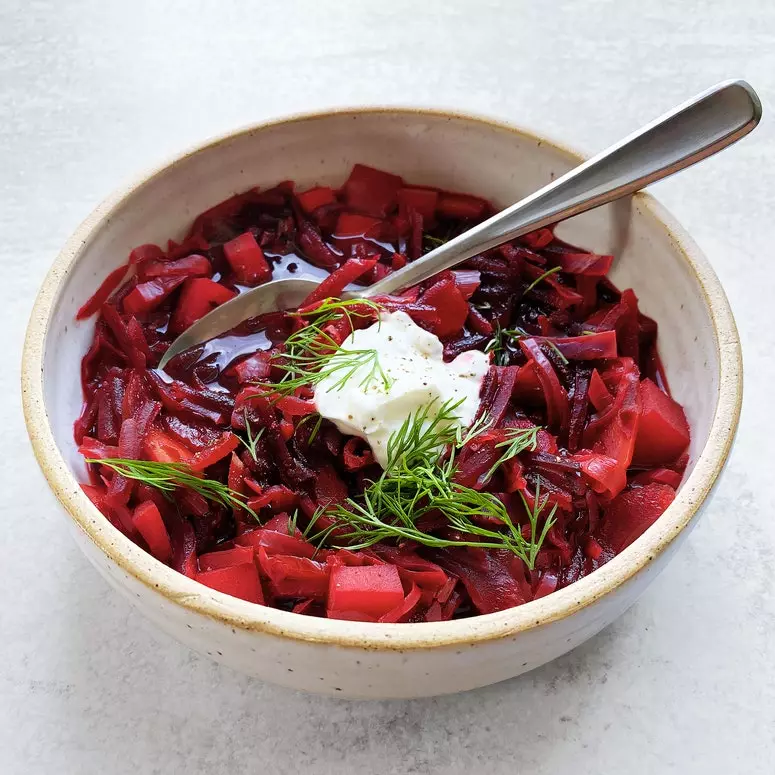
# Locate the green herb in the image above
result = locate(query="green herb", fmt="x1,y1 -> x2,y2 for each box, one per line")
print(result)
485,324 -> 528,367
87,458 -> 258,520
285,298 -> 382,359
296,411 -> 325,443
483,425 -> 541,484
262,298 -> 392,397
519,481 -> 558,569
239,409 -> 264,462
546,340 -> 569,365
288,509 -> 299,536
383,397 -> 468,472
310,399 -> 554,568
524,265 -> 562,294
268,347 -> 392,396
423,234 -> 448,249
485,324 -> 568,367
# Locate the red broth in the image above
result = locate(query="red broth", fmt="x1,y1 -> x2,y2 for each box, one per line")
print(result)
75,164 -> 690,622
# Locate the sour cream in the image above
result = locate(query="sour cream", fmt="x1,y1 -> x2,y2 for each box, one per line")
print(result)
313,310 -> 489,467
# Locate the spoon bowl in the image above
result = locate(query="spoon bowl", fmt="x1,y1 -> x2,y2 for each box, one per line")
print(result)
161,277 -> 319,367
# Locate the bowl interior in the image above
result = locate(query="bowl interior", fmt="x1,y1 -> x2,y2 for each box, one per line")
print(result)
43,110 -> 719,490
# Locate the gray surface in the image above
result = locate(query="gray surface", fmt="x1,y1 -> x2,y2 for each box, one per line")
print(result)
2,1 -> 774,773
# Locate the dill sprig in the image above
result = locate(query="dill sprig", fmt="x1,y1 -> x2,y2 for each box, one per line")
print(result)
423,234 -> 448,250
297,411 -> 324,443
485,324 -> 568,366
524,265 -> 562,293
311,399 -> 555,568
270,347 -> 392,396
519,481 -> 558,569
88,458 -> 258,520
485,324 -> 528,367
545,340 -> 569,364
285,298 -> 382,360
262,298 -> 393,397
483,425 -> 541,484
239,409 -> 264,462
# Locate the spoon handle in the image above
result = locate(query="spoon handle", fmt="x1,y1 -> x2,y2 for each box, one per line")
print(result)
360,79 -> 761,299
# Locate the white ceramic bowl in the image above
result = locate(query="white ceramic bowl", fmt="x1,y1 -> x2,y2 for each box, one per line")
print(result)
21,109 -> 741,699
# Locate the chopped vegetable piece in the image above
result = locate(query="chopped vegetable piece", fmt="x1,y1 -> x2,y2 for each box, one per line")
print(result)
436,192 -> 489,220
343,164 -> 403,217
397,186 -> 438,222
258,548 -> 329,599
123,276 -> 187,316
327,564 -> 405,621
297,186 -> 337,214
419,277 -> 469,338
223,232 -> 272,286
197,563 -> 264,604
596,484 -> 676,552
198,545 -> 254,571
632,378 -> 691,466
170,278 -> 236,334
132,501 -> 172,562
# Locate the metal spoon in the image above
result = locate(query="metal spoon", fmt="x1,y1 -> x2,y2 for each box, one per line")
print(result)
159,79 -> 760,369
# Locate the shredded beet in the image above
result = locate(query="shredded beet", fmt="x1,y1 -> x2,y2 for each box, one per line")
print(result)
74,164 -> 691,621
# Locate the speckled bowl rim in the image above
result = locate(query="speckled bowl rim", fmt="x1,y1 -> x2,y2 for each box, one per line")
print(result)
21,107 -> 742,650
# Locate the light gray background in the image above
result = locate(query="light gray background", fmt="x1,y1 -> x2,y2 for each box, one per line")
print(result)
2,1 -> 773,773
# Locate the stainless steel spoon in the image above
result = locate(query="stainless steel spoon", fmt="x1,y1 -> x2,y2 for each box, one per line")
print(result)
159,79 -> 760,369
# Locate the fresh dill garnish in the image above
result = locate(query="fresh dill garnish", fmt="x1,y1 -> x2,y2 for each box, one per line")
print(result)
269,347 -> 393,396
310,399 -> 554,568
297,411 -> 324,443
485,324 -> 568,366
262,298 -> 393,397
455,410 -> 493,447
288,509 -> 299,536
546,340 -> 569,365
87,458 -> 259,520
485,324 -> 528,367
524,265 -> 562,294
285,298 -> 382,359
239,409 -> 264,462
519,481 -> 558,569
483,425 -> 541,484
423,234 -> 448,249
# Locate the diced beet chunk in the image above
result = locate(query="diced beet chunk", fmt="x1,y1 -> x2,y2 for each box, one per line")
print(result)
198,545 -> 254,571
136,254 -> 211,282
223,232 -> 272,286
343,164 -> 403,218
298,186 -> 337,214
632,378 -> 690,466
419,277 -> 468,338
327,564 -> 404,621
397,186 -> 438,221
436,192 -> 489,220
123,276 -> 186,315
597,484 -> 676,552
170,278 -> 236,333
197,563 -> 264,604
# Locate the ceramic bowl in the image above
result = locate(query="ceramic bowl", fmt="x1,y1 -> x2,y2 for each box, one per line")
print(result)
21,109 -> 741,699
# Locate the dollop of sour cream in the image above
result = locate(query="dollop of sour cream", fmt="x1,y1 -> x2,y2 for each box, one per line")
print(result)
313,311 -> 490,468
